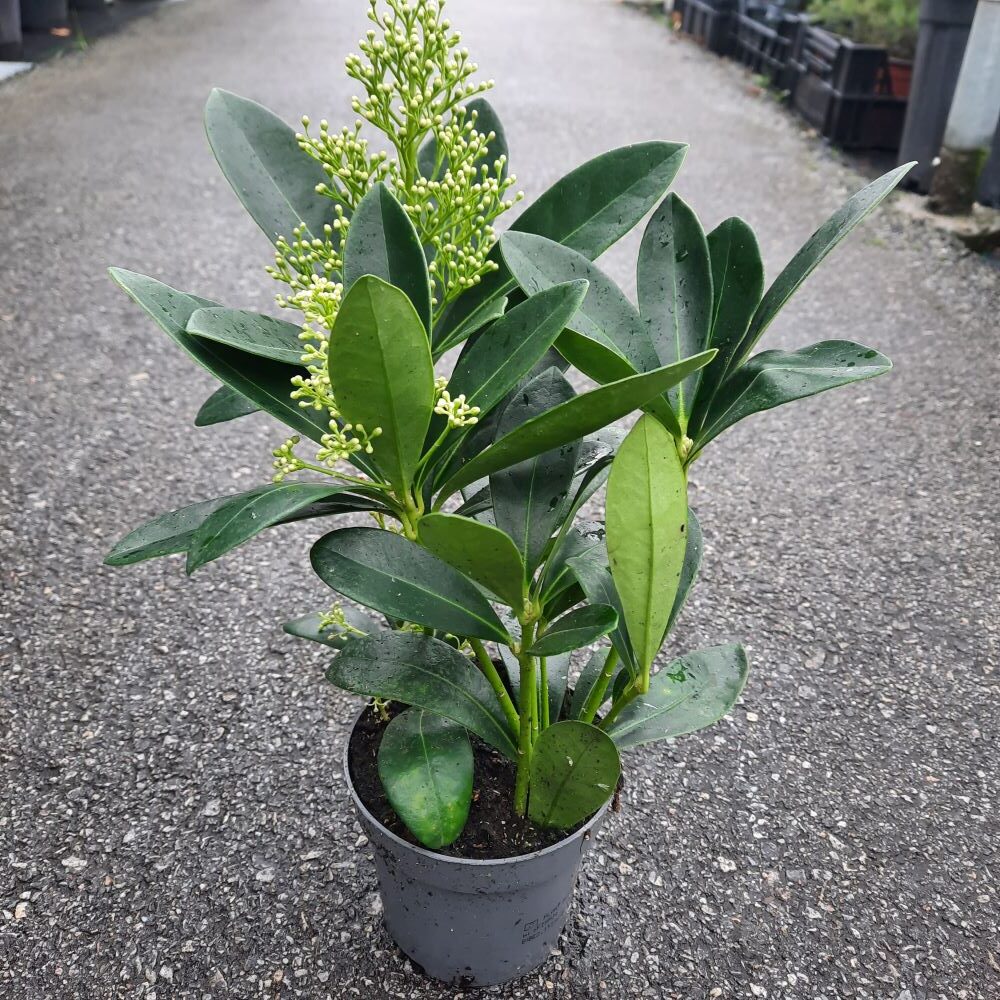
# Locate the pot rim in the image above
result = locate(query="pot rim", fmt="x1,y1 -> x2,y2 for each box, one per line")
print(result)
344,703 -> 610,869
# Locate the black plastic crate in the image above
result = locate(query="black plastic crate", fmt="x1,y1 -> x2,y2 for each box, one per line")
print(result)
731,9 -> 806,90
790,26 -> 907,151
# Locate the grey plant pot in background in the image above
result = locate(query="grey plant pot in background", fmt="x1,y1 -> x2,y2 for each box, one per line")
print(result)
345,712 -> 609,987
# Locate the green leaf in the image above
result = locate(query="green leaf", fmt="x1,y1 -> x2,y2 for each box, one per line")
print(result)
490,369 -> 581,572
636,194 -> 713,427
448,281 -> 589,420
664,507 -> 702,640
688,217 -> 764,437
186,483 -> 353,573
436,353 -> 714,501
204,88 -> 331,244
434,141 -> 688,349
501,232 -> 660,374
329,276 -> 435,492
195,384 -> 261,426
528,721 -> 620,829
607,644 -> 749,749
328,631 -> 517,758
311,527 -> 510,642
108,269 -> 331,446
104,495 -> 237,566
378,709 -> 473,849
528,604 -> 618,657
417,513 -> 526,608
606,415 -> 687,677
569,646 -> 627,720
282,605 -> 380,648
695,341 -> 892,451
732,163 -> 912,370
343,183 -> 432,333
540,521 -> 606,607
187,308 -> 304,365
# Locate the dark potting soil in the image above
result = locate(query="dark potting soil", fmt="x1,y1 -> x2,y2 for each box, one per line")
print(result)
348,701 -> 601,860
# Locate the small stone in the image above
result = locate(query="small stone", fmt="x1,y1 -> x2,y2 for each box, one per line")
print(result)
61,856 -> 87,872
14,901 -> 28,921
718,857 -> 737,873
750,986 -> 768,998
202,799 -> 221,817
255,866 -> 275,884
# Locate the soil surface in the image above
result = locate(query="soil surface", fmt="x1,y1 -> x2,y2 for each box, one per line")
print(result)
348,703 -> 587,860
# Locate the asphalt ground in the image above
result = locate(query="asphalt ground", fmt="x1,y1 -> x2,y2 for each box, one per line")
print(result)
1,0 -> 998,997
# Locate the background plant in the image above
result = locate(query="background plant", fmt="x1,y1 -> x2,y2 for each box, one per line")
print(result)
807,0 -> 919,60
105,0 -> 908,849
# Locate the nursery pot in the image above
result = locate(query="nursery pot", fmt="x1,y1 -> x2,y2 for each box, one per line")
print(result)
345,710 -> 609,987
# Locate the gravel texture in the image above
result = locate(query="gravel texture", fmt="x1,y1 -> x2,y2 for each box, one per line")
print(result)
1,0 -> 998,997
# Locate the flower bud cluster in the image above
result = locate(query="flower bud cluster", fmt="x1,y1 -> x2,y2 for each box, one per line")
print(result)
434,376 -> 480,428
318,602 -> 366,637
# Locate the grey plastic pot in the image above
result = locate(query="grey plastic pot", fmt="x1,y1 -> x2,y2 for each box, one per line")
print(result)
345,710 -> 609,987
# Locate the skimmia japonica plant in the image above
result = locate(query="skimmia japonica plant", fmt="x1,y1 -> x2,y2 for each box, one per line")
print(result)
106,0 -> 909,849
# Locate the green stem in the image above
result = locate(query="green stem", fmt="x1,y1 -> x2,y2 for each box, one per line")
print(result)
579,647 -> 620,724
513,619 -> 537,816
539,657 -> 549,729
598,676 -> 643,732
469,639 -> 519,736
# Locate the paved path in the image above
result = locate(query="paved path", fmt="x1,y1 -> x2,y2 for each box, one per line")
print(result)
1,0 -> 998,997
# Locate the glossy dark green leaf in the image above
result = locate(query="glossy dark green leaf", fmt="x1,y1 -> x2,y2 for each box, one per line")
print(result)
436,353 -> 714,501
664,507 -> 702,640
490,369 -> 580,572
378,708 -> 473,849
108,269 -> 332,446
343,183 -> 432,333
569,646 -> 628,720
688,217 -> 764,436
204,88 -> 331,243
608,643 -> 749,749
311,526 -> 509,642
695,341 -> 892,451
186,483 -> 352,573
187,307 -> 304,365
732,163 -> 912,369
528,720 -> 620,829
501,232 -> 660,374
637,194 -> 713,427
606,415 -> 688,676
195,384 -> 261,426
434,141 -> 688,350
104,495 -> 237,566
540,521 -> 607,610
329,276 -> 435,492
282,605 -> 380,648
417,512 -> 525,608
448,281 -> 589,420
567,548 -> 638,679
328,631 -> 517,758
528,604 -> 618,657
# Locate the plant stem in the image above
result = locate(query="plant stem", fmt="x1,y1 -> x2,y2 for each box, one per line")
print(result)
539,657 -> 549,729
598,676 -> 644,732
512,619 -> 537,816
579,647 -> 620,724
469,638 -> 519,735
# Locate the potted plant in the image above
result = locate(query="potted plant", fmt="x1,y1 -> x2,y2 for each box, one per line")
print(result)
105,0 -> 910,986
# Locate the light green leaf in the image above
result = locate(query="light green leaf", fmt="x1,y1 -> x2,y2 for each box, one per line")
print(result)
329,276 -> 435,492
187,308 -> 304,365
204,88 -> 332,244
606,415 -> 687,679
695,341 -> 892,451
418,512 -> 526,608
378,708 -> 473,850
195,384 -> 261,426
637,194 -> 713,427
436,353 -> 714,502
328,631 -> 517,758
608,643 -> 749,748
311,527 -> 510,643
528,720 -> 620,829
528,604 -> 619,657
343,183 -> 432,333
